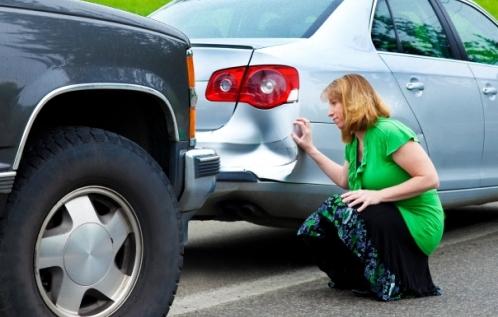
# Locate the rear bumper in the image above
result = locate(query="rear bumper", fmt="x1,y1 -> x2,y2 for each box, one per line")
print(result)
196,173 -> 342,221
178,148 -> 220,211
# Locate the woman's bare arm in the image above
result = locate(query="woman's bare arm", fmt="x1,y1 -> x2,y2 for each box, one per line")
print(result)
379,141 -> 439,201
305,148 -> 349,189
292,118 -> 349,189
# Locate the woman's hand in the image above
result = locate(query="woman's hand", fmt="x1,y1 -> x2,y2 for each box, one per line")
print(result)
341,190 -> 384,212
292,117 -> 316,153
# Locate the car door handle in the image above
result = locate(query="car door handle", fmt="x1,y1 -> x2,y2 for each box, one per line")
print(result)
406,82 -> 425,91
483,86 -> 497,96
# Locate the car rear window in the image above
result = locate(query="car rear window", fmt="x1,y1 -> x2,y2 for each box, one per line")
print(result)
151,0 -> 343,39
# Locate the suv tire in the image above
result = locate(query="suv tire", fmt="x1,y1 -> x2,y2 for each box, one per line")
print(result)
0,127 -> 182,316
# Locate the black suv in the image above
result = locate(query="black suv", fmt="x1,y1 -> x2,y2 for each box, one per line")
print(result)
0,1 -> 219,316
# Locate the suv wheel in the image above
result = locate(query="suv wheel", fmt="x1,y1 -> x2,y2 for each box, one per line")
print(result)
0,127 -> 182,316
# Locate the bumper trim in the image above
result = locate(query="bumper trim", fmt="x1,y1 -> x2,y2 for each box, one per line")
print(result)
179,149 -> 219,211
195,155 -> 220,178
0,171 -> 16,194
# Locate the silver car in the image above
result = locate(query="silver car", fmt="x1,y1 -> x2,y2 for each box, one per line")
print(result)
151,0 -> 498,226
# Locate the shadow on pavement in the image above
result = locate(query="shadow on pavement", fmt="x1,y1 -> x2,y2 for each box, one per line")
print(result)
184,224 -> 310,274
444,204 -> 498,233
181,204 -> 498,279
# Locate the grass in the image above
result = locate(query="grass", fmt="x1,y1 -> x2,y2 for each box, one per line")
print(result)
474,0 -> 498,20
84,0 -> 170,16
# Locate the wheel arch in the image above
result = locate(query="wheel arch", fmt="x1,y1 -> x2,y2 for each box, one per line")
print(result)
14,84 -> 179,176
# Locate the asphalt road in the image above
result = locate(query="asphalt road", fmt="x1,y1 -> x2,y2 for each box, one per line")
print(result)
169,204 -> 498,317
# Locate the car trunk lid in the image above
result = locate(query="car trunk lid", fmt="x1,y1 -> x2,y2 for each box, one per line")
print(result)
191,38 -> 300,130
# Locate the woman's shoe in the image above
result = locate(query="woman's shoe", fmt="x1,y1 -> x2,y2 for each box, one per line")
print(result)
327,280 -> 350,290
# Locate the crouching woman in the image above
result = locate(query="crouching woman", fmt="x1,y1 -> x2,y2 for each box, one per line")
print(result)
293,74 -> 443,301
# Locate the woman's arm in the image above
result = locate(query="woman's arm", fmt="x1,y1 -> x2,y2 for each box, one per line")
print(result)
292,118 -> 349,189
306,147 -> 350,189
341,141 -> 439,211
380,141 -> 439,201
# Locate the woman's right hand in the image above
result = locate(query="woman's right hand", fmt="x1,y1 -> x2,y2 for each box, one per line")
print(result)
292,117 -> 316,153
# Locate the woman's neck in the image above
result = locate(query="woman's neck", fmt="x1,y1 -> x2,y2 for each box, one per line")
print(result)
354,130 -> 365,142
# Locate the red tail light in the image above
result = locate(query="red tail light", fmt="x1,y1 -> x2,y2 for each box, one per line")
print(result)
205,65 -> 299,109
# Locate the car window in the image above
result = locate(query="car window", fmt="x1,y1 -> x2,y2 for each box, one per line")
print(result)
387,0 -> 452,58
151,0 -> 342,38
371,0 -> 398,52
440,0 -> 498,65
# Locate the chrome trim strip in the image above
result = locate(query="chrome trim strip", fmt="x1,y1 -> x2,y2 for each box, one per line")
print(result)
466,59 -> 498,69
377,50 -> 471,65
13,83 -> 179,170
378,50 -> 498,69
0,171 -> 16,178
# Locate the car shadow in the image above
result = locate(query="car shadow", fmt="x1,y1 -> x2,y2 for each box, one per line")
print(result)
444,204 -> 498,233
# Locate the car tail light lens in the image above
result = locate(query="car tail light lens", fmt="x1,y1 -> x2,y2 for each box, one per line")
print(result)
206,67 -> 246,103
206,65 -> 299,109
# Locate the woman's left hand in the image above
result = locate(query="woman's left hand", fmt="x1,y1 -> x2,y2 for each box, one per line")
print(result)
341,190 -> 383,212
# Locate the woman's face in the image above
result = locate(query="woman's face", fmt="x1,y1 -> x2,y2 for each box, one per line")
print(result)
328,98 -> 344,129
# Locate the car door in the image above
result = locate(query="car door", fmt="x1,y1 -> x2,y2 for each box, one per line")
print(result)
439,0 -> 498,187
377,0 -> 484,190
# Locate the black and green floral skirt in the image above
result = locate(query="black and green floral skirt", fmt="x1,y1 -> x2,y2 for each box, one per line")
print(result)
297,194 -> 441,301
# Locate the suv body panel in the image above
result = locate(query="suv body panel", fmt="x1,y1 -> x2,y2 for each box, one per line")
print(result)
0,1 -> 219,212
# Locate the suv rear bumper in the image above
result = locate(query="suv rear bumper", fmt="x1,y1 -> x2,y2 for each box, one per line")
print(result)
178,148 -> 220,211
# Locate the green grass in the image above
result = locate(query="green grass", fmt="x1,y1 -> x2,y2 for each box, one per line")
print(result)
475,0 -> 498,20
84,0 -> 170,16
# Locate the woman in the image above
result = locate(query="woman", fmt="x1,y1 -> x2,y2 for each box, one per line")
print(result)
292,74 -> 443,301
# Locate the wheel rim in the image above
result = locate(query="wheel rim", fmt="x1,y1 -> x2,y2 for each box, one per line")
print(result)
34,186 -> 143,317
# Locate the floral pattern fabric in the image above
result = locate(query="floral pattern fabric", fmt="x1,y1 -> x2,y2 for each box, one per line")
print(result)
298,194 -> 413,301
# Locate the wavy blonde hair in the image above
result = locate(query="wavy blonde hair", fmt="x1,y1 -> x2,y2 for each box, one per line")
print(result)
321,74 -> 391,143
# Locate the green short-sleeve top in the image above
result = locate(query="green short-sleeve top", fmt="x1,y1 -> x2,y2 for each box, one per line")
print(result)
344,117 -> 444,255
